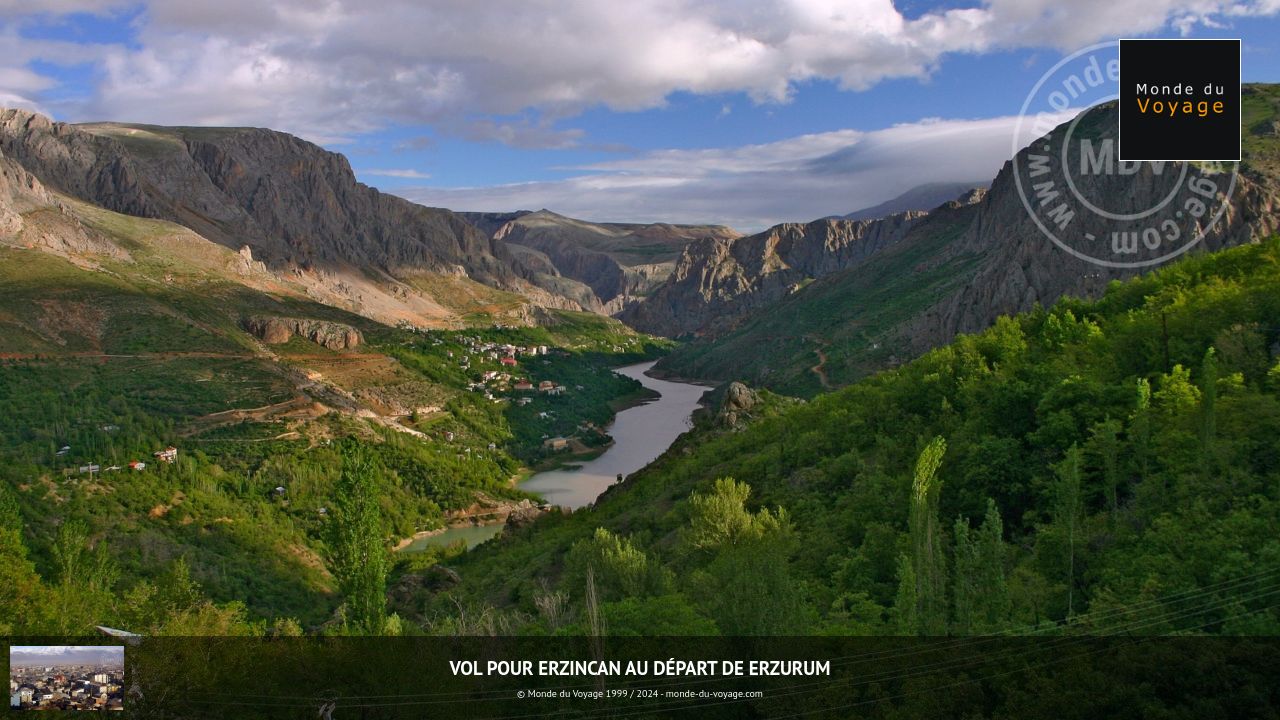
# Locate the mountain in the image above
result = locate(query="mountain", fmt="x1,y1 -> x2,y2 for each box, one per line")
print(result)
617,207 -> 943,338
837,181 -> 987,221
649,85 -> 1280,395
0,110 -> 592,327
10,646 -> 123,667
463,209 -> 740,313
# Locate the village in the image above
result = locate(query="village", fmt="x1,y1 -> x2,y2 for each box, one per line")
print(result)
404,331 -> 613,458
10,664 -> 124,711
59,444 -> 179,480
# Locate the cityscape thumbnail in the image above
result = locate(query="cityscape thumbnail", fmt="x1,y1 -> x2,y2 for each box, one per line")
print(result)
9,646 -> 124,711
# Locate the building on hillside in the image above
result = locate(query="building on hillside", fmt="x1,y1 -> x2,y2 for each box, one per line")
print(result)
543,437 -> 569,452
514,380 -> 533,391
128,461 -> 146,471
500,356 -> 517,367
154,447 -> 178,463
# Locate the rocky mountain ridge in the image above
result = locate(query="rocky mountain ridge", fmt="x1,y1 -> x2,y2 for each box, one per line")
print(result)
0,111 -> 517,281
471,209 -> 741,313
619,205 -> 939,338
837,180 -> 986,221
0,109 -> 598,328
651,88 -> 1280,394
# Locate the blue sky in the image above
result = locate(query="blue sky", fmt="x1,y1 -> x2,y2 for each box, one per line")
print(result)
2,1 -> 1279,229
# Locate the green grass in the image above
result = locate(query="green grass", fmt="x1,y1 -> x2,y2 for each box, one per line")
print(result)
1242,84 -> 1280,177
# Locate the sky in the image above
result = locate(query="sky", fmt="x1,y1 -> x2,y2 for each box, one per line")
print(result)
9,645 -> 123,667
2,1 -> 1280,231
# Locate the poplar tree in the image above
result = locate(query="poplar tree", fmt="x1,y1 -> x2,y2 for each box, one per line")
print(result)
1090,419 -> 1123,523
1199,346 -> 1218,476
329,450 -> 389,634
910,436 -> 947,635
1053,445 -> 1084,617
894,553 -> 917,635
952,499 -> 1009,633
1131,377 -> 1152,481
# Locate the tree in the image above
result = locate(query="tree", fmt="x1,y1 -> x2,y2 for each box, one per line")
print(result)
1088,419 -> 1123,523
1130,377 -> 1152,481
909,436 -> 948,635
565,528 -> 667,601
328,450 -> 389,634
682,478 -> 802,634
1199,346 -> 1218,476
0,525 -> 52,634
1052,445 -> 1085,617
894,553 -> 917,635
49,519 -> 116,635
953,499 -> 1010,634
682,477 -> 787,551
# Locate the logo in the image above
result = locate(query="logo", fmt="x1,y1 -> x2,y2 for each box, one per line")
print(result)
1013,41 -> 1238,269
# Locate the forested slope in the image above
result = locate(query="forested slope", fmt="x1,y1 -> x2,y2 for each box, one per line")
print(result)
425,237 -> 1280,637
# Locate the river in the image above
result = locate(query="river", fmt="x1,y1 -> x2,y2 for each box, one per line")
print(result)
400,360 -> 708,553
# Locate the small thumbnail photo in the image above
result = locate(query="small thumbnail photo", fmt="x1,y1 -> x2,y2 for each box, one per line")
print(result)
9,646 -> 124,711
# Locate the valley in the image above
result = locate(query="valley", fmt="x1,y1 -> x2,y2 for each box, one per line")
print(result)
1,87 -> 1278,645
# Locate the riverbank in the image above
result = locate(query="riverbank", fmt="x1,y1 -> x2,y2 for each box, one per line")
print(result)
393,496 -> 545,551
519,361 -> 711,509
399,361 -> 710,552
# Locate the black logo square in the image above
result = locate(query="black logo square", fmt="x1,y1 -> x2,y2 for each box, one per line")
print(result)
1119,39 -> 1240,161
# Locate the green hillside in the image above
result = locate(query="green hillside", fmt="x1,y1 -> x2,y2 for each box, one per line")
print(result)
423,237 -> 1280,637
0,200 -> 670,633
657,213 -> 980,396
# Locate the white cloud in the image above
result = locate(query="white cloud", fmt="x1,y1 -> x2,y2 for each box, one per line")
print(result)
358,168 -> 431,179
2,0 -> 1274,143
397,111 -> 1075,231
446,118 -> 585,150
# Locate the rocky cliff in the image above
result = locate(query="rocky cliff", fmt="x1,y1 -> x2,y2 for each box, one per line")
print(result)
896,99 -> 1280,361
620,209 -> 930,338
243,316 -> 364,350
0,146 -> 122,259
465,209 -> 740,312
0,109 -> 521,288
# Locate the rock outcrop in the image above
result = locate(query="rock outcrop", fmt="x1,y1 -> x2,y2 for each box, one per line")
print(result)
620,210 -> 928,338
716,381 -> 759,428
0,146 -> 123,258
386,565 -> 462,621
244,316 -> 363,350
504,505 -> 545,532
472,209 -> 741,311
0,109 -> 520,288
